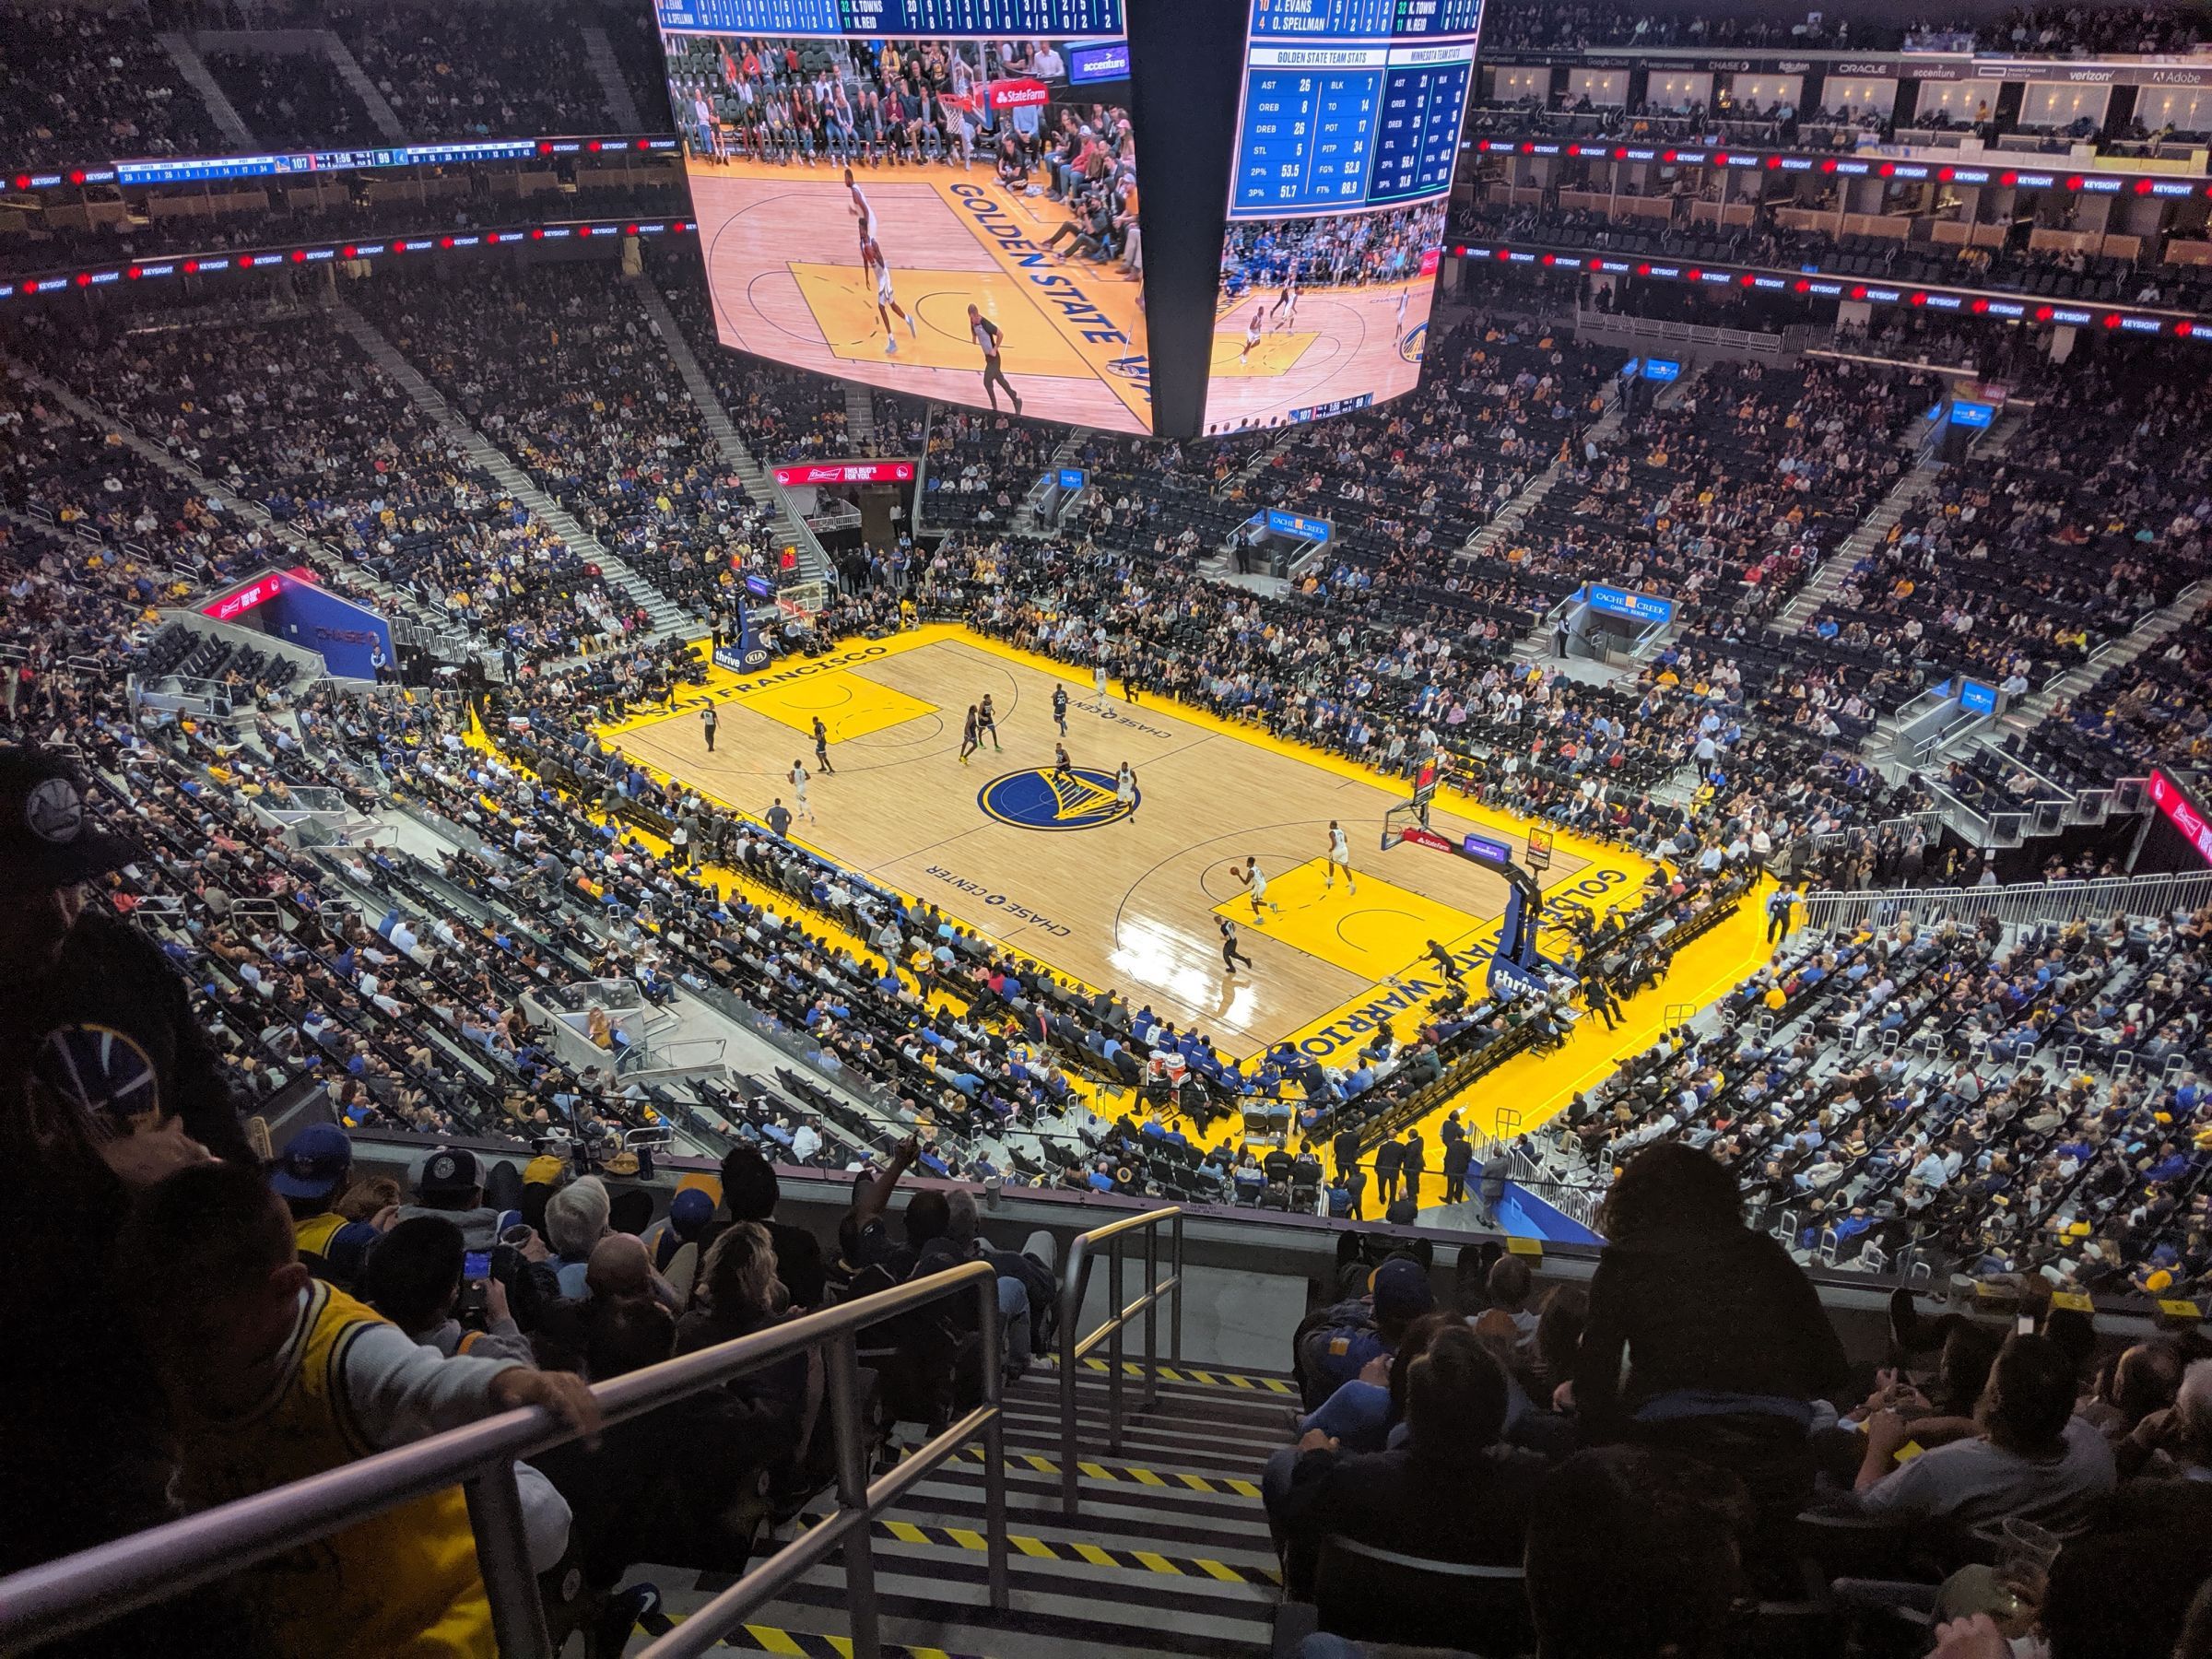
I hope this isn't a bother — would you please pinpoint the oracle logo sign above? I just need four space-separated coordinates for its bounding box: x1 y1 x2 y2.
2148 770 2212 866
772 460 916 487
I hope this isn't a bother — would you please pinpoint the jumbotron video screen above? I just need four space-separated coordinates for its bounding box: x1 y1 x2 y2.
651 0 1484 435
1205 0 1480 432
655 1 1149 431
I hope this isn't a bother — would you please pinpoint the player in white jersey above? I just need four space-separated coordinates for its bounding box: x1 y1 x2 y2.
1270 268 1298 331
861 235 918 354
1324 818 1357 894
1093 659 1110 710
1114 760 1137 823
788 759 815 821
1393 288 1410 347
1240 302 1265 365
843 166 876 240
1240 854 1282 920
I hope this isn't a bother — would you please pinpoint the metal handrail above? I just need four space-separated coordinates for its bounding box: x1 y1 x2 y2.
0 1262 1009 1659
1055 1206 1184 1517
1794 867 2212 937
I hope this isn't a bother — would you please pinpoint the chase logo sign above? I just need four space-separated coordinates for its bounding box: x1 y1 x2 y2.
978 767 1135 831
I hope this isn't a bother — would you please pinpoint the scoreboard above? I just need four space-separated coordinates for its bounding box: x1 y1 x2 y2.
1230 0 1480 218
652 0 1119 36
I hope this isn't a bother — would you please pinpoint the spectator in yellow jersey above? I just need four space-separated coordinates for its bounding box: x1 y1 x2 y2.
120 1161 600 1659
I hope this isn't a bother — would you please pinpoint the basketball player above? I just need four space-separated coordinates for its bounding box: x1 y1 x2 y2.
1324 818 1357 895
843 166 876 240
1218 914 1253 976
1052 740 1073 783
812 714 835 774
788 759 815 821
1240 854 1282 920
959 703 981 766
967 304 1021 415
1240 302 1265 365
1052 683 1069 735
1393 288 1411 347
862 233 918 355
1271 267 1299 332
1114 760 1136 823
977 692 1001 752
1092 660 1110 710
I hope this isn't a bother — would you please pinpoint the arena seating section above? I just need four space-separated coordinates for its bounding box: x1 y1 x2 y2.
9 6 2212 1652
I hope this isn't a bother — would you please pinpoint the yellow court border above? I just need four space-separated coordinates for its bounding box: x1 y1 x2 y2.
602 624 1645 1022
589 624 1778 1156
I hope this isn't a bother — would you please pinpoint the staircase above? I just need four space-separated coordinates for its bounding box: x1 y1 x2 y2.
625 272 833 584
1461 382 1641 562
328 301 688 636
648 1358 1285 1658
1776 453 1943 636
844 381 877 451
581 25 648 132
319 32 407 142
1989 578 2212 747
155 32 255 149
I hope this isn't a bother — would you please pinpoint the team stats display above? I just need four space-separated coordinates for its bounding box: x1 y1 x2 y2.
1231 0 1481 218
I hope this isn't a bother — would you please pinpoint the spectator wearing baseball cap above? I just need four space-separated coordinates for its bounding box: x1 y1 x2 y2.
1294 1255 1438 1407
0 744 250 1171
395 1147 515 1250
0 746 255 1631
272 1123 382 1288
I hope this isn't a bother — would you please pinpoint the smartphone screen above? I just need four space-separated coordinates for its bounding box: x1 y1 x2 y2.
464 1250 491 1283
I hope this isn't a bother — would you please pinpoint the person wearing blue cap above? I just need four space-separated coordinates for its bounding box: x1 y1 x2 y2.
271 1123 382 1289
644 1187 717 1277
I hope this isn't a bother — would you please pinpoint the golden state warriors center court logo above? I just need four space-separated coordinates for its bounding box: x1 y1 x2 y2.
979 767 1136 831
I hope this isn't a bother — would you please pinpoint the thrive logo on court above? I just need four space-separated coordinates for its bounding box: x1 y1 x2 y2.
977 766 1135 831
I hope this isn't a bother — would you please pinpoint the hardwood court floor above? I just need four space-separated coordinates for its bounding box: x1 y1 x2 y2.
602 625 1653 1062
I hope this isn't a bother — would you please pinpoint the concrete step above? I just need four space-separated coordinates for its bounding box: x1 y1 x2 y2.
319 31 407 141
156 32 255 148
580 24 647 132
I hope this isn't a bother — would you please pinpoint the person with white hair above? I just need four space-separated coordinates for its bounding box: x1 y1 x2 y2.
545 1175 612 1299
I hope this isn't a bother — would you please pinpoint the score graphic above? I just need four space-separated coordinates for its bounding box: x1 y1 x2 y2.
1232 0 1479 218
1234 43 1470 216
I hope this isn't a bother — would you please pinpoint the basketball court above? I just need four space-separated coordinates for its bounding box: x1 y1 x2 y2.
596 623 1656 1065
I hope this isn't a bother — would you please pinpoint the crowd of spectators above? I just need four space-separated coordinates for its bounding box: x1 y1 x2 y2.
0 3 224 166
1261 1140 2212 1657
356 263 771 626
326 1 642 139
202 46 385 150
